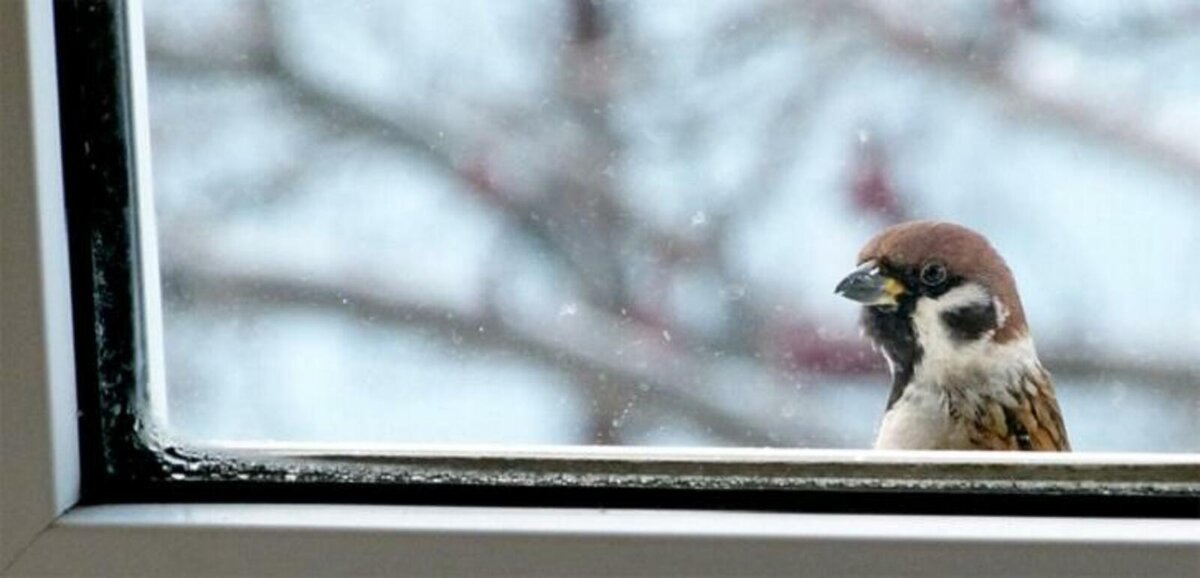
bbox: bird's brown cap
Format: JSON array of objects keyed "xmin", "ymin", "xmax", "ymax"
[{"xmin": 857, "ymin": 220, "xmax": 1028, "ymax": 342}]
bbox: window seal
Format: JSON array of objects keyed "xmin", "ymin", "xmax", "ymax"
[{"xmin": 56, "ymin": 0, "xmax": 163, "ymax": 498}]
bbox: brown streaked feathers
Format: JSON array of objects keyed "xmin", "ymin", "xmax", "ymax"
[{"xmin": 966, "ymin": 366, "xmax": 1070, "ymax": 451}]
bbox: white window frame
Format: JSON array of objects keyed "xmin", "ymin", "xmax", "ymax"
[{"xmin": 2, "ymin": 1, "xmax": 1199, "ymax": 575}]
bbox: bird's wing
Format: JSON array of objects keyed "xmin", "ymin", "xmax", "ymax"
[{"xmin": 969, "ymin": 367, "xmax": 1071, "ymax": 451}]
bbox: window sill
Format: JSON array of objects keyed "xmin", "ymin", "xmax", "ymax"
[{"xmin": 5, "ymin": 504, "xmax": 1199, "ymax": 576}]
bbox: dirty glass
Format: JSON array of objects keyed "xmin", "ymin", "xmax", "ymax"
[{"xmin": 143, "ymin": 0, "xmax": 1200, "ymax": 452}]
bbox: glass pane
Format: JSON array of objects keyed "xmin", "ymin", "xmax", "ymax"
[{"xmin": 143, "ymin": 0, "xmax": 1200, "ymax": 451}]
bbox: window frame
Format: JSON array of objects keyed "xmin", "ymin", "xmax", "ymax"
[
  {"xmin": 53, "ymin": 0, "xmax": 1200, "ymax": 512},
  {"xmin": 2, "ymin": 0, "xmax": 1200, "ymax": 574}
]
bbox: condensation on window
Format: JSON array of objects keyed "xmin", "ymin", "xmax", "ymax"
[{"xmin": 142, "ymin": 0, "xmax": 1200, "ymax": 452}]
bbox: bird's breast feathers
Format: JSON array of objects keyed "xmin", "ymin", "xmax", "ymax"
[{"xmin": 874, "ymin": 335, "xmax": 1069, "ymax": 451}]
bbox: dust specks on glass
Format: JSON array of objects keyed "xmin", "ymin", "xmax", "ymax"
[{"xmin": 141, "ymin": 1, "xmax": 1200, "ymax": 454}]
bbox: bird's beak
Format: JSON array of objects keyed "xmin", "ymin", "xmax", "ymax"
[{"xmin": 835, "ymin": 260, "xmax": 906, "ymax": 307}]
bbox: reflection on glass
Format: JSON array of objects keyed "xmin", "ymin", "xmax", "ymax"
[{"xmin": 144, "ymin": 1, "xmax": 1200, "ymax": 451}]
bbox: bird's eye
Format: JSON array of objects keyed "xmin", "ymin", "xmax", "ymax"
[{"xmin": 920, "ymin": 262, "xmax": 947, "ymax": 286}]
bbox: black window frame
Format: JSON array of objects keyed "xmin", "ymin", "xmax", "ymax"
[{"xmin": 58, "ymin": 0, "xmax": 1200, "ymax": 518}]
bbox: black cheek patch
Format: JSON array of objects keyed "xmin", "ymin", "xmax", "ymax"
[{"xmin": 941, "ymin": 300, "xmax": 999, "ymax": 342}]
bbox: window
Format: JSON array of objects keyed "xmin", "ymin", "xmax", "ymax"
[
  {"xmin": 146, "ymin": 1, "xmax": 1200, "ymax": 448},
  {"xmin": 144, "ymin": 0, "xmax": 1200, "ymax": 454},
  {"xmin": 2, "ymin": 1, "xmax": 1199, "ymax": 575}
]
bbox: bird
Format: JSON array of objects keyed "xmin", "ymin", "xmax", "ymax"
[{"xmin": 834, "ymin": 220, "xmax": 1069, "ymax": 451}]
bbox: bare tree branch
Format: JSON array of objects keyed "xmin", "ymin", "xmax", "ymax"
[
  {"xmin": 821, "ymin": 0, "xmax": 1200, "ymax": 184},
  {"xmin": 159, "ymin": 234, "xmax": 845, "ymax": 446}
]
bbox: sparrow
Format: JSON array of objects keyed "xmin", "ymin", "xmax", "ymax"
[{"xmin": 835, "ymin": 220, "xmax": 1070, "ymax": 451}]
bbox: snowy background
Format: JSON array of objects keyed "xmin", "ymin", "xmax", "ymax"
[{"xmin": 142, "ymin": 0, "xmax": 1200, "ymax": 451}]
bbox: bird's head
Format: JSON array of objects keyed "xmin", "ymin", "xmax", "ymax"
[{"xmin": 835, "ymin": 220, "xmax": 1032, "ymax": 387}]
